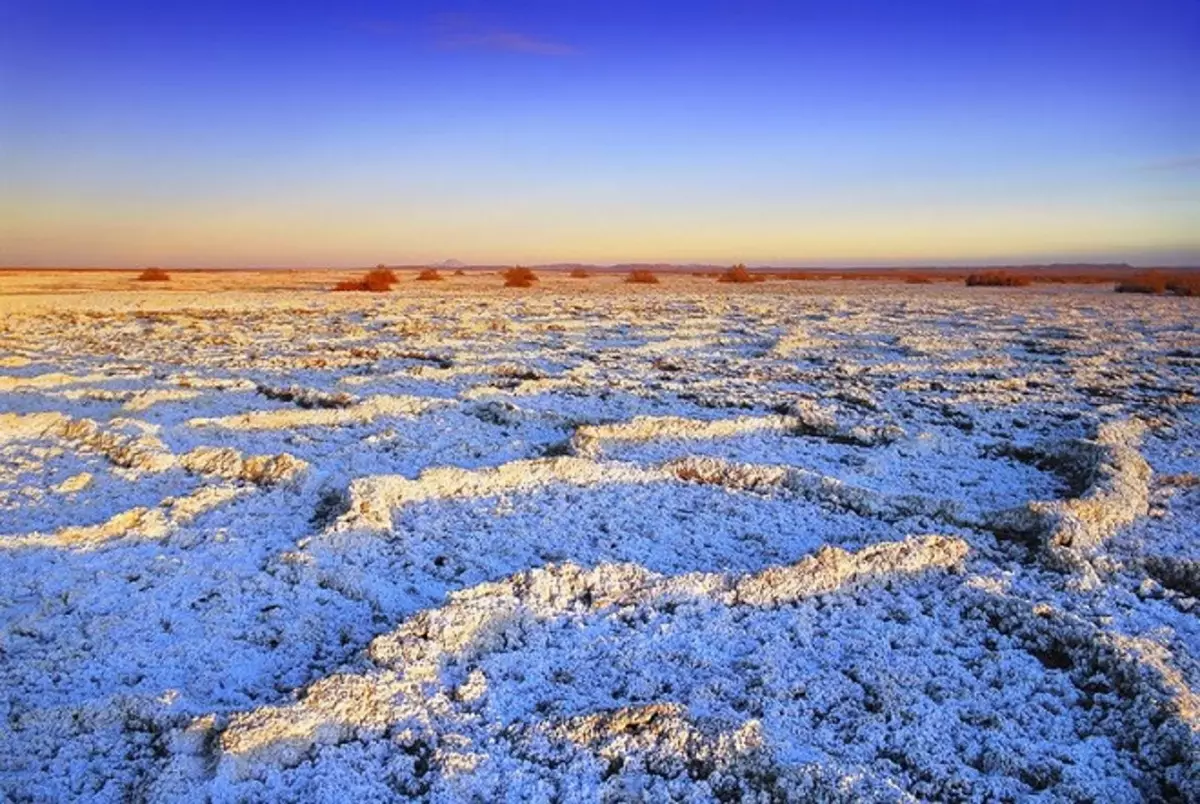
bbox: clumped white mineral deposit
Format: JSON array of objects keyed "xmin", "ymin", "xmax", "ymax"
[{"xmin": 1, "ymin": 278, "xmax": 1196, "ymax": 802}]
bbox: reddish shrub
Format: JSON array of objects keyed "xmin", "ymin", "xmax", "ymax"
[
  {"xmin": 333, "ymin": 266, "xmax": 398, "ymax": 292},
  {"xmin": 503, "ymin": 266, "xmax": 539, "ymax": 287},
  {"xmin": 1115, "ymin": 272, "xmax": 1167, "ymax": 294},
  {"xmin": 626, "ymin": 269, "xmax": 660, "ymax": 284},
  {"xmin": 453, "ymin": 269, "xmax": 466, "ymax": 276},
  {"xmin": 1116, "ymin": 272, "xmax": 1200, "ymax": 296},
  {"xmin": 136, "ymin": 268, "xmax": 170, "ymax": 282},
  {"xmin": 775, "ymin": 271, "xmax": 819, "ymax": 281},
  {"xmin": 716, "ymin": 264, "xmax": 762, "ymax": 283},
  {"xmin": 1167, "ymin": 275, "xmax": 1200, "ymax": 297},
  {"xmin": 569, "ymin": 268, "xmax": 590, "ymax": 279},
  {"xmin": 416, "ymin": 268, "xmax": 443, "ymax": 281},
  {"xmin": 363, "ymin": 267, "xmax": 398, "ymax": 291},
  {"xmin": 904, "ymin": 275, "xmax": 934, "ymax": 284},
  {"xmin": 965, "ymin": 271, "xmax": 1031, "ymax": 287}
]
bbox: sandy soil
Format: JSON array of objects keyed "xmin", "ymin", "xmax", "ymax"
[{"xmin": 1, "ymin": 272, "xmax": 1197, "ymax": 802}]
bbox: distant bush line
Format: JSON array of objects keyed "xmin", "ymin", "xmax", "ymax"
[
  {"xmin": 965, "ymin": 271, "xmax": 1032, "ymax": 287},
  {"xmin": 319, "ymin": 264, "xmax": 1197, "ymax": 295}
]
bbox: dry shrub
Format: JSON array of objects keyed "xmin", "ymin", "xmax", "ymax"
[
  {"xmin": 503, "ymin": 266, "xmax": 538, "ymax": 287},
  {"xmin": 453, "ymin": 269, "xmax": 466, "ymax": 276},
  {"xmin": 333, "ymin": 266, "xmax": 398, "ymax": 292},
  {"xmin": 904, "ymin": 275, "xmax": 934, "ymax": 284},
  {"xmin": 1167, "ymin": 275, "xmax": 1200, "ymax": 296},
  {"xmin": 416, "ymin": 268, "xmax": 444, "ymax": 281},
  {"xmin": 363, "ymin": 267, "xmax": 398, "ymax": 291},
  {"xmin": 1116, "ymin": 273, "xmax": 1167, "ymax": 294},
  {"xmin": 775, "ymin": 271, "xmax": 819, "ymax": 281},
  {"xmin": 569, "ymin": 268, "xmax": 590, "ymax": 279},
  {"xmin": 626, "ymin": 269, "xmax": 660, "ymax": 284},
  {"xmin": 965, "ymin": 271, "xmax": 1031, "ymax": 287},
  {"xmin": 137, "ymin": 268, "xmax": 170, "ymax": 282},
  {"xmin": 716, "ymin": 264, "xmax": 762, "ymax": 283},
  {"xmin": 1116, "ymin": 272, "xmax": 1200, "ymax": 296}
]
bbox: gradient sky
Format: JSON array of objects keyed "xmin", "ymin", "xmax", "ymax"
[{"xmin": 2, "ymin": 0, "xmax": 1198, "ymax": 267}]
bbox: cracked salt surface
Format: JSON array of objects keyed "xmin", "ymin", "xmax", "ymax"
[
  {"xmin": 0, "ymin": 279, "xmax": 1196, "ymax": 802},
  {"xmin": 298, "ymin": 473, "xmax": 910, "ymax": 621}
]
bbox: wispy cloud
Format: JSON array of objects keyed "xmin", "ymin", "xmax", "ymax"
[
  {"xmin": 432, "ymin": 13, "xmax": 579, "ymax": 56},
  {"xmin": 1143, "ymin": 155, "xmax": 1200, "ymax": 171}
]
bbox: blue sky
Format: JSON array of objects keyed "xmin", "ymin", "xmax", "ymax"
[{"xmin": 2, "ymin": 0, "xmax": 1197, "ymax": 266}]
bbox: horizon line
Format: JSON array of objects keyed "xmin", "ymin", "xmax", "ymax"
[{"xmin": 4, "ymin": 261, "xmax": 1199, "ymax": 273}]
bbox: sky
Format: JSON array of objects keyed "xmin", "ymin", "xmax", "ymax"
[{"xmin": 1, "ymin": 0, "xmax": 1198, "ymax": 267}]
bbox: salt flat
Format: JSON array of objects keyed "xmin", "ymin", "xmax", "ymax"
[{"xmin": 0, "ymin": 273, "xmax": 1197, "ymax": 802}]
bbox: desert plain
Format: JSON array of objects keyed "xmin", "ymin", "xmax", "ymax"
[{"xmin": 0, "ymin": 270, "xmax": 1197, "ymax": 802}]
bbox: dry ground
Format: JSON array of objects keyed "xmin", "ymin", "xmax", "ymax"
[{"xmin": 1, "ymin": 272, "xmax": 1197, "ymax": 802}]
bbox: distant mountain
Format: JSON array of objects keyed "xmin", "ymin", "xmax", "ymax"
[{"xmin": 436, "ymin": 259, "xmax": 466, "ymax": 269}]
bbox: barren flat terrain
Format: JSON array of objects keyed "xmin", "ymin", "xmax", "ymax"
[{"xmin": 1, "ymin": 273, "xmax": 1197, "ymax": 802}]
